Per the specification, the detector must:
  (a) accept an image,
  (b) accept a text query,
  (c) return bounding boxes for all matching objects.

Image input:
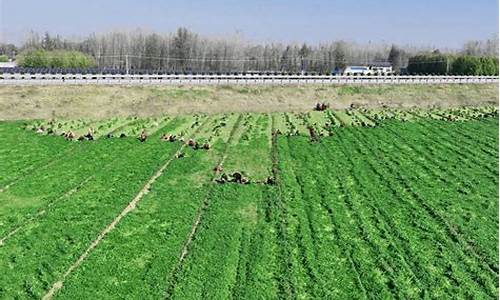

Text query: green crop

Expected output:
[0,109,497,299]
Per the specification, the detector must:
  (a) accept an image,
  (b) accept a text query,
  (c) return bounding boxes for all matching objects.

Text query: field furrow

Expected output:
[0,106,497,299]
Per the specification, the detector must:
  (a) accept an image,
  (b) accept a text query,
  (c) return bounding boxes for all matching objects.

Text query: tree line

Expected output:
[1,28,498,74]
[407,52,498,75]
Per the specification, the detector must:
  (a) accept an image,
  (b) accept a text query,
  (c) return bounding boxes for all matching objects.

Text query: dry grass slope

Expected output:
[0,84,497,120]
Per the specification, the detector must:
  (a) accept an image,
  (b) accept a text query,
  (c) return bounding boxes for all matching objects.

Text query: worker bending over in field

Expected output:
[83,128,94,141]
[231,172,249,184]
[161,133,170,141]
[161,133,177,142]
[214,164,223,173]
[314,102,329,111]
[187,138,203,150]
[215,171,250,184]
[139,129,148,142]
[308,126,320,142]
[65,131,75,140]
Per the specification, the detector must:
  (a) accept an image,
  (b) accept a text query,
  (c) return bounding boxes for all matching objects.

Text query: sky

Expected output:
[0,0,498,48]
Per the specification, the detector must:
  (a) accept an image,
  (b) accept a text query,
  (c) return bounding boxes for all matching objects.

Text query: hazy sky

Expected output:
[1,0,498,48]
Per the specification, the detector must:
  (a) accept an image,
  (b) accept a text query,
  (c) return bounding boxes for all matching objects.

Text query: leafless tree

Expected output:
[17,28,498,73]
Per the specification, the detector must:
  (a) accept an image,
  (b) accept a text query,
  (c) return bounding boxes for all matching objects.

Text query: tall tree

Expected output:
[172,27,191,70]
[333,41,348,69]
[388,44,403,73]
[298,43,311,72]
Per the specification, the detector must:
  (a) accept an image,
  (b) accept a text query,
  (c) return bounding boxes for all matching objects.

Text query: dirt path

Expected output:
[42,119,208,300]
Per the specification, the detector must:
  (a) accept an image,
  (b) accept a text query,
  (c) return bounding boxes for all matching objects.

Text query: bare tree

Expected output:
[17,28,497,73]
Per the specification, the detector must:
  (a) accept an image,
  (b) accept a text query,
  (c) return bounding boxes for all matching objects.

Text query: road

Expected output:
[0,74,498,85]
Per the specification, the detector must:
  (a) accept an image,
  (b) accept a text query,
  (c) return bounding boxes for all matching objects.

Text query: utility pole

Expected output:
[300,55,304,75]
[125,54,129,75]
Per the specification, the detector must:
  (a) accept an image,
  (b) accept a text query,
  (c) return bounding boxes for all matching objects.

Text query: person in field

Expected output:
[314,102,329,111]
[65,131,75,140]
[187,138,201,149]
[139,129,148,142]
[231,172,249,184]
[84,127,94,140]
[308,126,319,142]
[215,172,229,184]
[266,176,276,185]
[232,172,243,183]
[161,133,171,141]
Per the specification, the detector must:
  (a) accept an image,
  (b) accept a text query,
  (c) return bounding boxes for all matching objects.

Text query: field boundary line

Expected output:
[180,114,243,261]
[271,116,298,299]
[164,114,243,299]
[296,115,370,296]
[42,117,208,300]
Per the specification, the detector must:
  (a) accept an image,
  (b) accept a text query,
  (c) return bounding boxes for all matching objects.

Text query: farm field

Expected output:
[0,107,498,299]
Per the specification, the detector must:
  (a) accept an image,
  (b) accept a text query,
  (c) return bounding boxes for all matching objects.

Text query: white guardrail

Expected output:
[0,74,498,85]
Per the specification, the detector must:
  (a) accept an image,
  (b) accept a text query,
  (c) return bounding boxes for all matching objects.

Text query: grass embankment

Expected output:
[0,84,497,120]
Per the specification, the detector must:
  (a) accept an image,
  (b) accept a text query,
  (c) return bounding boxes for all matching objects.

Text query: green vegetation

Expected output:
[0,106,497,299]
[0,55,8,62]
[407,53,499,75]
[451,56,500,75]
[17,49,96,68]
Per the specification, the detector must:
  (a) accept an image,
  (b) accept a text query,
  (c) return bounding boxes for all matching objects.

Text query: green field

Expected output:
[0,107,498,299]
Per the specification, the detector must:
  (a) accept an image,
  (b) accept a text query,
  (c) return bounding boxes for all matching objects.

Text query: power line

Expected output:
[92,54,450,65]
[17,53,453,68]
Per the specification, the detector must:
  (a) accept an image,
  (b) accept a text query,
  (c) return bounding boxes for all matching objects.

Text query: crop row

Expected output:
[49,114,243,299]
[0,116,205,298]
[24,105,498,142]
[0,122,74,187]
[1,111,497,298]
[259,117,498,298]
[328,119,498,298]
